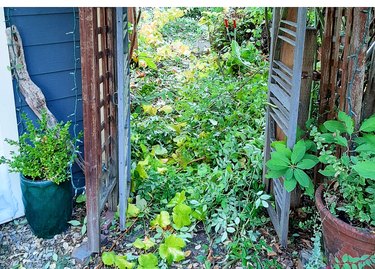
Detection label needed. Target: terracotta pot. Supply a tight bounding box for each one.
[315,184,375,265]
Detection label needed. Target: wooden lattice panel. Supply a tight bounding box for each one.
[80,7,119,253]
[318,8,370,127]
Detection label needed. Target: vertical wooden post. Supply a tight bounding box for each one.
[339,8,354,113]
[318,8,335,124]
[79,7,101,254]
[347,7,369,128]
[116,7,130,231]
[106,8,119,212]
[362,47,375,119]
[128,7,138,60]
[299,29,317,134]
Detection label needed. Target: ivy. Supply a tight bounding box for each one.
[133,237,155,251]
[101,251,135,269]
[158,235,186,264]
[150,211,171,228]
[138,253,159,269]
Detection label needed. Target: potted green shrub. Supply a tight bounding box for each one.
[0,111,80,238]
[311,111,375,266]
[265,111,375,266]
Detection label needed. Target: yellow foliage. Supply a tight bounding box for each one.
[159,105,173,114]
[171,40,191,57]
[157,167,168,174]
[156,45,176,61]
[142,105,158,116]
[159,158,169,164]
[182,69,195,83]
[154,8,184,28]
[168,122,187,134]
[139,21,163,46]
[199,131,208,138]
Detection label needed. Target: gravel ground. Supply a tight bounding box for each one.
[0,206,87,269]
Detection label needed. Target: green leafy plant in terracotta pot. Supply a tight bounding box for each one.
[0,111,80,238]
[310,111,375,266]
[265,111,375,267]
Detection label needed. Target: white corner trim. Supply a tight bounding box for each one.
[0,8,24,224]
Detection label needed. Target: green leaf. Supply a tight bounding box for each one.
[153,145,168,156]
[324,120,347,133]
[126,204,140,218]
[360,116,375,132]
[303,154,319,163]
[159,235,186,264]
[136,195,148,211]
[266,158,289,171]
[304,139,317,152]
[138,253,159,269]
[294,169,311,188]
[209,119,218,126]
[136,163,149,179]
[167,191,186,208]
[353,161,375,179]
[140,55,157,70]
[285,168,294,180]
[270,151,291,165]
[335,135,348,147]
[227,227,236,233]
[296,158,318,169]
[305,180,314,198]
[284,178,297,192]
[338,111,354,135]
[318,154,331,164]
[319,165,335,177]
[291,140,306,164]
[355,134,375,153]
[115,255,135,269]
[159,105,173,114]
[271,141,292,157]
[172,203,192,229]
[68,220,81,226]
[150,211,171,228]
[81,224,87,235]
[321,133,336,143]
[133,237,155,250]
[366,187,375,194]
[76,194,86,203]
[102,251,116,266]
[265,168,287,179]
[142,104,158,116]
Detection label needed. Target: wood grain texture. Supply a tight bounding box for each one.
[6,25,57,128]
[348,8,368,129]
[79,7,101,254]
[318,8,334,124]
[264,8,310,248]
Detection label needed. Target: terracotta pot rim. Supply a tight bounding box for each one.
[315,184,375,239]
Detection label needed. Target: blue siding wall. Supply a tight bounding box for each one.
[4,7,85,191]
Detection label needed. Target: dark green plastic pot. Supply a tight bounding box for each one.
[20,175,73,239]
